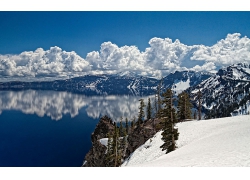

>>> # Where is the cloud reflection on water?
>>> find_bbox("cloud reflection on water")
[0,90,152,121]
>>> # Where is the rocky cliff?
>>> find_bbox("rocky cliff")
[82,116,162,167]
[82,115,115,167]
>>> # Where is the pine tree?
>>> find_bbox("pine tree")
[111,124,121,167]
[177,92,185,121]
[117,137,122,166]
[198,89,202,120]
[184,92,193,119]
[177,92,193,121]
[131,116,136,129]
[147,98,152,120]
[138,99,146,125]
[193,110,197,119]
[111,125,116,166]
[106,132,113,165]
[156,79,163,117]
[125,117,129,134]
[154,93,158,118]
[119,117,123,137]
[160,88,179,154]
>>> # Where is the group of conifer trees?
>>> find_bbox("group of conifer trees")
[135,87,195,154]
[158,89,179,153]
[105,117,130,167]
[105,86,196,166]
[148,86,194,154]
[177,91,193,121]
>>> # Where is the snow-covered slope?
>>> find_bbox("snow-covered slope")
[189,63,250,118]
[163,70,212,95]
[122,115,250,167]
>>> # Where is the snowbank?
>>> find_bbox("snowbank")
[99,138,108,147]
[122,115,250,167]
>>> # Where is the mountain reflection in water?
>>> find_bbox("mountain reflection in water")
[0,90,153,167]
[0,90,153,121]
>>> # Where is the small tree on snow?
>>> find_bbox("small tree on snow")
[198,89,202,120]
[138,99,146,125]
[160,88,179,154]
[193,110,197,119]
[119,117,124,137]
[147,98,152,120]
[125,117,129,134]
[177,91,193,121]
[106,132,113,165]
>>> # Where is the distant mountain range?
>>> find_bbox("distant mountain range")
[188,63,250,118]
[0,70,212,96]
[162,70,212,95]
[2,63,250,118]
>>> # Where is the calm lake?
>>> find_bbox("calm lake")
[0,90,151,167]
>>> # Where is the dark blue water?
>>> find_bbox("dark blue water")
[0,90,149,167]
[0,108,97,167]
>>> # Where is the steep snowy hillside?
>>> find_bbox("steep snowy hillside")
[122,115,250,167]
[189,63,250,118]
[163,70,212,95]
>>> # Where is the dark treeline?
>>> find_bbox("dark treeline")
[101,81,195,167]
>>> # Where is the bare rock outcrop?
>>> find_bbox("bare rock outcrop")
[82,115,115,167]
[82,116,162,167]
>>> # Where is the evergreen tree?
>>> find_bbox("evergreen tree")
[154,93,158,118]
[117,139,123,166]
[131,119,134,129]
[119,117,123,137]
[198,89,202,120]
[177,92,193,121]
[138,99,146,125]
[177,92,185,121]
[131,116,136,129]
[106,132,113,164]
[156,78,163,117]
[147,98,152,120]
[160,88,179,154]
[125,117,129,134]
[193,110,197,120]
[184,92,192,119]
[111,124,121,167]
[111,125,117,166]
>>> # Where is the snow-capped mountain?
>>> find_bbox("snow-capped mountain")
[188,63,250,118]
[0,73,159,96]
[115,71,138,78]
[163,70,212,95]
[0,71,212,96]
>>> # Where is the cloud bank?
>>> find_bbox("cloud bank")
[0,47,91,81]
[1,33,250,80]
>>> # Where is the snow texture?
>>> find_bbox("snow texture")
[172,79,190,95]
[122,115,250,167]
[99,138,108,147]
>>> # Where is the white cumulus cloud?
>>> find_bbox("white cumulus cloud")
[0,46,91,81]
[191,33,250,67]
[86,41,146,75]
[1,33,250,81]
[190,62,217,73]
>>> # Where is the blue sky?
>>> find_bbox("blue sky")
[1,11,250,80]
[1,11,250,57]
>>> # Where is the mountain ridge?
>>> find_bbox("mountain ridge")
[188,63,250,118]
[0,70,212,96]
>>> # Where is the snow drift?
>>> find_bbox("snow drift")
[122,115,250,167]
